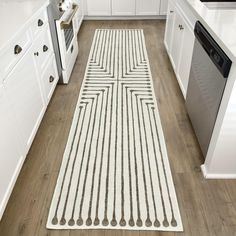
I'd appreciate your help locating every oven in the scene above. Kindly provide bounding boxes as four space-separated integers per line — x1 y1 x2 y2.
47 0 79 84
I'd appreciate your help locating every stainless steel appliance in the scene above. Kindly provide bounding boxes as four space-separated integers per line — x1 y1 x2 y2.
47 0 79 84
186 21 232 157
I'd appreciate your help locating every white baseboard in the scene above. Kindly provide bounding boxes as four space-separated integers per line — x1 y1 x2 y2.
84 15 166 20
201 164 236 179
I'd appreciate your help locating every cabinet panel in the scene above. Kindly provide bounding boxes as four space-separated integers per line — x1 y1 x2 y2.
4 48 45 156
177 18 195 97
164 0 195 98
41 55 59 103
0 29 32 81
33 26 54 72
136 0 160 15
170 9 184 71
160 0 168 15
0 85 22 219
164 0 175 52
112 0 135 15
87 0 111 16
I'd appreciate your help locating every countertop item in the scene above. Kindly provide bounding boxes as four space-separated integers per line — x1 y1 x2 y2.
0 0 49 51
184 0 236 61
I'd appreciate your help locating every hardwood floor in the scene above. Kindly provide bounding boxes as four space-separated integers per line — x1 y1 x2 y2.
1 20 236 236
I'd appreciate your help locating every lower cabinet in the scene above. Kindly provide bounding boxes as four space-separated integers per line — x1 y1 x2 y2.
86 0 111 16
86 0 167 16
4 47 45 156
160 0 168 15
164 0 195 98
177 19 194 96
112 0 135 15
0 7 59 221
0 85 22 219
136 0 160 15
41 55 59 103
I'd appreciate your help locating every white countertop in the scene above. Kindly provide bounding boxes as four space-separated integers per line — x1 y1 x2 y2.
0 0 49 50
184 0 236 62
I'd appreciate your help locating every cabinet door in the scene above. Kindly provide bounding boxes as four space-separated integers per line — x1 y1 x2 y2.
170 9 184 71
160 0 169 15
177 18 195 98
4 48 45 156
164 0 175 52
112 0 135 15
87 0 111 16
0 84 22 219
136 0 160 15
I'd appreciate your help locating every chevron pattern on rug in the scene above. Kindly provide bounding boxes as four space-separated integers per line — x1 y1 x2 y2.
47 29 183 231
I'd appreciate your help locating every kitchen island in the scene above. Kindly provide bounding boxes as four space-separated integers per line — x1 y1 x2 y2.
165 0 236 178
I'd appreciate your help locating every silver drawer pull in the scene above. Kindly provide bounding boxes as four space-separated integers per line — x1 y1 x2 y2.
38 19 44 27
43 45 48 52
49 76 54 83
14 45 22 55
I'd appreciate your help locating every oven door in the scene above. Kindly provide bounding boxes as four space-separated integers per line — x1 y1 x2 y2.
55 5 79 83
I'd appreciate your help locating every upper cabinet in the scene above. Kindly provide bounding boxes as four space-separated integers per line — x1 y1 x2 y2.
86 0 111 16
112 0 136 15
86 0 167 16
136 0 160 15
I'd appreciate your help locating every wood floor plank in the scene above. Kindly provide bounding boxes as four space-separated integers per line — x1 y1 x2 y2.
1 20 236 236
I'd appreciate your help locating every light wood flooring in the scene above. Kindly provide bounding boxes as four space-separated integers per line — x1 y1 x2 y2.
1 20 236 236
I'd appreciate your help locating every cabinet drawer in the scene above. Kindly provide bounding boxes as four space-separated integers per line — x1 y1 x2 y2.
31 9 49 38
0 30 32 81
42 55 59 103
33 26 54 72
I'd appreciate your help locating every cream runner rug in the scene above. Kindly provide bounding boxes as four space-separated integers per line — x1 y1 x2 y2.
47 29 183 231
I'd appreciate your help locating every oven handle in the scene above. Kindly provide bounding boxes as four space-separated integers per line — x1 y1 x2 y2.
60 4 79 29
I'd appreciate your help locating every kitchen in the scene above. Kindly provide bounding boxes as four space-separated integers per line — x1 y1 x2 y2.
0 0 236 235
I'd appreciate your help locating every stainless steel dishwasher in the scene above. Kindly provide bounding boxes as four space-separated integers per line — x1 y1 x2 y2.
186 21 232 157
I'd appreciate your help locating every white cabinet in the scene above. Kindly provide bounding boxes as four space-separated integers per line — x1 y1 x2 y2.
33 26 54 73
164 0 175 53
136 0 160 15
4 47 45 156
170 8 184 71
86 0 167 16
86 0 111 16
164 0 195 98
0 5 59 220
112 0 135 15
0 85 22 219
178 19 194 95
160 0 168 15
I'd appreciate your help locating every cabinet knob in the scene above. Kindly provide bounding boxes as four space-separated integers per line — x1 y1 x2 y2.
38 19 44 27
14 45 22 55
170 10 174 13
49 76 54 83
34 52 39 56
179 24 184 30
43 45 48 52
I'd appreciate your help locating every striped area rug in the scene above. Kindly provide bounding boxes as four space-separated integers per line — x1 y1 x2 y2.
47 29 183 231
